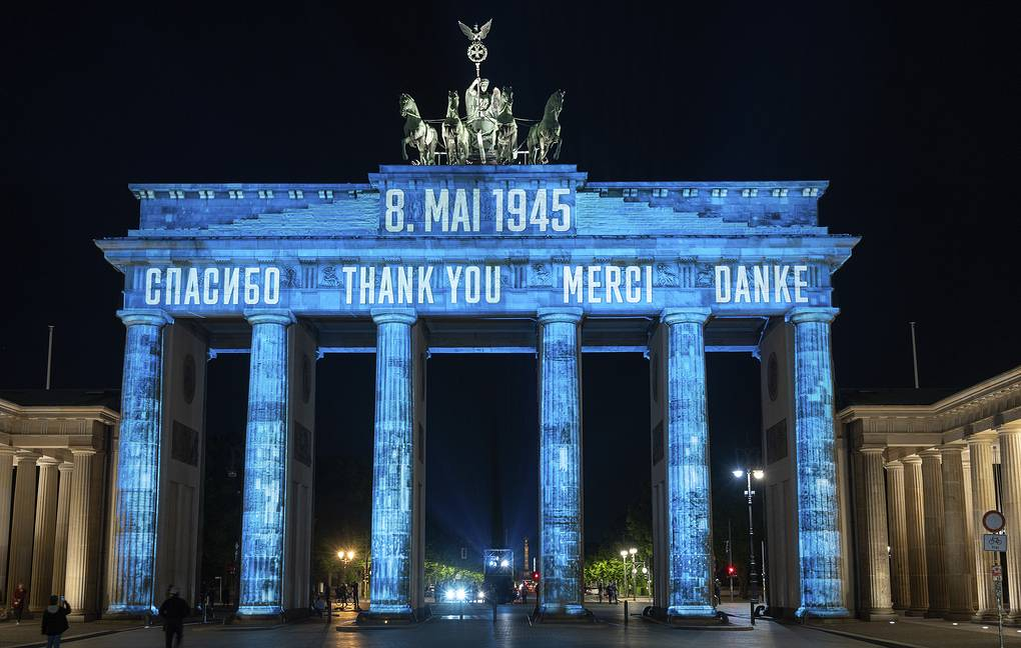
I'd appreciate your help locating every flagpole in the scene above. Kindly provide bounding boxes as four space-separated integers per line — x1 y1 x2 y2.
46 324 54 390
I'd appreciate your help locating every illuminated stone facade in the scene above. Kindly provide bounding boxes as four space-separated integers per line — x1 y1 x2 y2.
94 165 859 622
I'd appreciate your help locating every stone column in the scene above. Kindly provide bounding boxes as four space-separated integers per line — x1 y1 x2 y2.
902 456 929 615
857 448 896 620
106 309 170 616
919 449 948 617
999 426 1021 622
961 450 978 612
0 447 16 604
787 307 848 618
885 460 911 611
537 307 587 618
51 462 73 598
7 452 39 607
365 309 417 619
661 308 715 618
968 435 998 621
237 310 293 618
940 446 974 620
64 449 96 616
29 458 60 611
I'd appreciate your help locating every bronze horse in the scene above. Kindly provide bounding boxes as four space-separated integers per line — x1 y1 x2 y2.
495 86 518 165
400 93 438 165
526 90 565 165
442 91 470 165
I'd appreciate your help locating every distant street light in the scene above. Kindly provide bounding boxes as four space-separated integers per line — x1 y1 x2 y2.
734 468 764 624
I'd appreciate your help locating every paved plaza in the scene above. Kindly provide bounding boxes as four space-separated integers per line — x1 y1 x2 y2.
4 602 1021 648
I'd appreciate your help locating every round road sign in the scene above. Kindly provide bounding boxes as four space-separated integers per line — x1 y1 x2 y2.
984 510 1006 533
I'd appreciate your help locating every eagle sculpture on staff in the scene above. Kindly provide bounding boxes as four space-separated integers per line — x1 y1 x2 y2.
397 19 565 165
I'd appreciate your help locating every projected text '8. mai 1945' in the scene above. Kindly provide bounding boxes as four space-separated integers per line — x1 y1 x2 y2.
383 187 572 234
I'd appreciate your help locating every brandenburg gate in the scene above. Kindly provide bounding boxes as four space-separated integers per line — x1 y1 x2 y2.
97 165 858 622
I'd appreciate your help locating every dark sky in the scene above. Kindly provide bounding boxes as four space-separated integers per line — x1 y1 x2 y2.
0 2 1014 561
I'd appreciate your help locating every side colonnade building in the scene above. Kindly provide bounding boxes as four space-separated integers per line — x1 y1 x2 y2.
838 365 1021 622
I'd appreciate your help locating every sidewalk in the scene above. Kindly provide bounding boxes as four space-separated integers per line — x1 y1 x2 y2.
0 618 145 648
719 601 1021 648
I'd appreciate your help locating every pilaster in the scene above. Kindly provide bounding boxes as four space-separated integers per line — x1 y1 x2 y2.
7 451 39 611
940 445 975 620
64 448 97 617
51 462 74 598
857 448 896 620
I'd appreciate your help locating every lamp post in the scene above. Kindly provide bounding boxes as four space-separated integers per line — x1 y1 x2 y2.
733 468 764 624
628 547 637 600
619 550 628 600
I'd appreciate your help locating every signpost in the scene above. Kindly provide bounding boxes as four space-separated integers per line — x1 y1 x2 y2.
982 509 1006 648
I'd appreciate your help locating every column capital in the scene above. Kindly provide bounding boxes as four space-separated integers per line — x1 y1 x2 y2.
536 307 583 325
938 444 966 457
244 309 295 327
370 308 417 326
902 455 923 466
787 306 839 325
117 308 173 328
885 459 904 470
967 431 998 446
69 447 97 457
997 424 1021 438
859 446 887 455
0 445 17 457
661 307 711 326
57 462 74 473
36 456 61 468
918 448 943 460
13 451 40 465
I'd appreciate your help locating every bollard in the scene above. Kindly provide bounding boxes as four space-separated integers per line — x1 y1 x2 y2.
624 599 629 625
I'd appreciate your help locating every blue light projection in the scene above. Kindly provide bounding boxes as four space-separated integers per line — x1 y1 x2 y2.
367 310 417 617
788 306 849 618
237 311 293 617
106 309 170 615
662 308 716 618
537 308 587 617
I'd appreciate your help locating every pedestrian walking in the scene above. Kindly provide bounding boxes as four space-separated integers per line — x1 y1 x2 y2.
158 586 190 648
338 583 349 610
350 581 360 611
12 583 28 624
40 595 71 648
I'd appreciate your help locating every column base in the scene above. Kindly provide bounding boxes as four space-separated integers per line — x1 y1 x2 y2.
973 611 1001 623
356 605 424 625
235 604 284 623
923 608 948 618
943 609 976 622
795 606 850 621
904 608 928 617
644 605 728 626
103 604 155 620
532 603 594 623
862 608 898 622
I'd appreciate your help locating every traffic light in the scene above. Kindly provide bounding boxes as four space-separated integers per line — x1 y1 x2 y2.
531 571 540 581
726 565 736 577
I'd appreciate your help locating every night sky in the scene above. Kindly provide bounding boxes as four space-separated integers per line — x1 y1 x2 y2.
1 2 1014 569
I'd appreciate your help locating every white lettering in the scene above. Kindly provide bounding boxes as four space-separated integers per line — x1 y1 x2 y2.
418 266 434 304
385 189 405 232
794 265 809 303
342 266 357 304
425 189 448 233
485 266 501 304
464 265 481 303
145 268 162 305
263 267 280 305
586 266 602 304
563 266 583 303
715 266 731 303
203 268 219 304
446 266 463 303
244 267 260 305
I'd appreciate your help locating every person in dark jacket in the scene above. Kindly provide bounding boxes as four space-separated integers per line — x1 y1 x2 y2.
40 596 71 648
158 586 190 648
11 583 28 624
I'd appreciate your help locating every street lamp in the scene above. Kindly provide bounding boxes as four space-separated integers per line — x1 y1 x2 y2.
733 468 764 624
628 547 637 600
